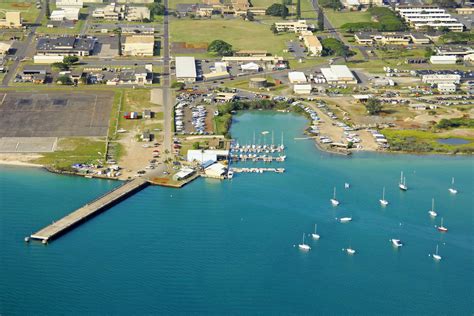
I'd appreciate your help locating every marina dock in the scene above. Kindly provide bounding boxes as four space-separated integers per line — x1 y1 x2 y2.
28 178 149 243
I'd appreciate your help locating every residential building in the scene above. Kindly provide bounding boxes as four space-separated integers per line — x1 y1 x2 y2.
247 7 266 15
92 4 126 20
320 65 357 84
421 74 461 84
0 42 12 55
176 4 213 17
50 8 80 21
275 20 308 33
396 6 464 32
56 0 84 9
430 55 457 64
19 65 50 83
354 32 430 45
455 7 474 14
175 56 197 83
125 6 150 21
342 0 382 8
437 83 456 93
0 12 22 28
36 37 96 56
302 35 322 56
288 71 307 84
122 35 154 56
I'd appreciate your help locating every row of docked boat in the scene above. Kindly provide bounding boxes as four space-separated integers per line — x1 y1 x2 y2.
230 154 286 162
230 167 285 174
230 144 285 154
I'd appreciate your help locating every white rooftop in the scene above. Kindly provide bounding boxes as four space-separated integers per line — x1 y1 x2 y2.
288 71 307 83
175 56 197 79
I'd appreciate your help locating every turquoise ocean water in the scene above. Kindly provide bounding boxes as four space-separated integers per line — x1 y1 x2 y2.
1 111 473 314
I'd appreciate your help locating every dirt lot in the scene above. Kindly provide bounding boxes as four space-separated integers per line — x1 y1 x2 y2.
0 91 114 137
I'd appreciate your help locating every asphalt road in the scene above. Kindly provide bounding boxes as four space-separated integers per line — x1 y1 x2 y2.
310 0 343 42
161 0 172 153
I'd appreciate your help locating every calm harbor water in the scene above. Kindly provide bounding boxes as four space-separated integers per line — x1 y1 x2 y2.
1 111 473 314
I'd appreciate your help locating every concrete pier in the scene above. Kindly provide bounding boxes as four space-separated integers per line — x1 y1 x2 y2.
30 178 149 243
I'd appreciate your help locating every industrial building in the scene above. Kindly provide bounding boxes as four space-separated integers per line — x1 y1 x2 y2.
187 149 229 163
421 74 461 85
50 8 80 21
430 55 457 64
320 65 357 84
293 84 312 95
437 83 457 93
121 35 154 56
288 71 307 84
36 37 96 56
175 56 197 83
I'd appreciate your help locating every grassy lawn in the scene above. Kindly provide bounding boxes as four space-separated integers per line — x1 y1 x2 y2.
33 137 107 171
324 10 372 29
170 18 294 56
36 20 85 35
381 129 474 154
224 77 288 92
0 1 40 23
116 89 163 136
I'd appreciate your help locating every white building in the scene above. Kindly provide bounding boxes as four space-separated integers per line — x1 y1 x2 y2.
396 6 464 32
187 150 229 163
122 35 154 56
50 8 80 21
204 162 227 178
320 65 357 84
437 83 456 93
56 0 84 9
293 84 312 95
0 42 12 55
240 62 260 71
421 74 461 85
288 71 307 84
275 20 308 33
175 56 197 83
302 35 322 56
430 55 457 64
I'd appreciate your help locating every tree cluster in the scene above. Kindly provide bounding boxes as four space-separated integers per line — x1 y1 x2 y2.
321 38 354 57
207 40 233 56
265 3 289 17
365 98 382 115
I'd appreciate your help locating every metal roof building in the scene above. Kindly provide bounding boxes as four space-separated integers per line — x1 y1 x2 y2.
321 65 357 84
175 56 197 83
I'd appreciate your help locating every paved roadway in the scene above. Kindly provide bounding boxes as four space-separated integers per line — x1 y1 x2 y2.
161 0 172 153
1 0 46 87
310 0 343 42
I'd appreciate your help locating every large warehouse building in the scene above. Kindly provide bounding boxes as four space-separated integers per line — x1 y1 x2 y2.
175 56 197 83
320 65 357 84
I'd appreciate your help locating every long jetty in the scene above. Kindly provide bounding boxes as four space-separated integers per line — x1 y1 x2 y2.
28 178 149 244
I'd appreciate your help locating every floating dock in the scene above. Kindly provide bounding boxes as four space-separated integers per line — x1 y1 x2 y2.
28 178 149 243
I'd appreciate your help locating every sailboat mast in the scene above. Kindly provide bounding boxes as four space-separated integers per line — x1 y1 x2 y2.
334 187 336 199
436 244 439 255
383 187 385 200
281 132 284 148
432 198 434 211
315 224 317 233
272 130 274 146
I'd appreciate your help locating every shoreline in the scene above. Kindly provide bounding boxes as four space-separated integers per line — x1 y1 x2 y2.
0 160 44 168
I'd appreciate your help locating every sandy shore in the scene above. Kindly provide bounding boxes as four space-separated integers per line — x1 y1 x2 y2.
0 153 44 168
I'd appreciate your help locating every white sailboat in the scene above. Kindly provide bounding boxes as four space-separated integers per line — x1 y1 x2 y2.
437 217 448 232
344 182 350 189
339 217 352 223
399 171 408 191
298 233 311 251
330 187 340 206
344 241 356 255
312 224 320 239
390 239 403 247
428 198 438 217
379 187 389 206
432 244 442 261
227 169 234 179
448 177 458 194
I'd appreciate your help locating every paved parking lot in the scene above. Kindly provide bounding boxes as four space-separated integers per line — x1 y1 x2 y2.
0 91 114 137
0 137 57 153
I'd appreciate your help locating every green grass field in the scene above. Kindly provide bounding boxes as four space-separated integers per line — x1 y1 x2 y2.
0 1 40 23
324 10 372 29
170 18 294 56
382 129 474 154
33 137 107 171
36 20 85 35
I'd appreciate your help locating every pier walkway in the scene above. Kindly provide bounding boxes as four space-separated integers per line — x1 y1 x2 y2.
30 178 149 243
